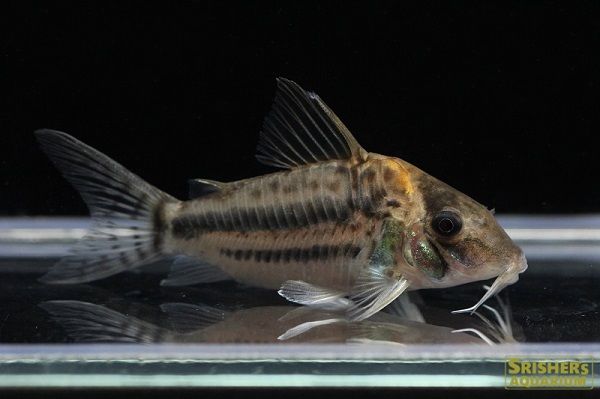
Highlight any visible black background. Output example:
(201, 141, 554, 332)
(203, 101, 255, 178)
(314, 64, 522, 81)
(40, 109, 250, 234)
(2, 1, 600, 215)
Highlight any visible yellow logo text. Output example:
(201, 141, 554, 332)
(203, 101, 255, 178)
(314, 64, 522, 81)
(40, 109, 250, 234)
(505, 358, 593, 390)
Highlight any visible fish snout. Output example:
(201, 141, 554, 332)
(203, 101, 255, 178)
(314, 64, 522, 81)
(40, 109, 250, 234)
(513, 250, 528, 274)
(503, 250, 528, 285)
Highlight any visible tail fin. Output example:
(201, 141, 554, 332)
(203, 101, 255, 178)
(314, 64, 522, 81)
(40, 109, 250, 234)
(36, 129, 177, 284)
(40, 300, 167, 343)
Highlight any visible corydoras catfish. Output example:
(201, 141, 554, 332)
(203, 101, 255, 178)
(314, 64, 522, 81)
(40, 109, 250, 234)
(36, 78, 527, 320)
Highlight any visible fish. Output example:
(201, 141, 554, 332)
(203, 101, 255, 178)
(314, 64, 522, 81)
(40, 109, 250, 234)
(39, 300, 514, 345)
(35, 78, 528, 320)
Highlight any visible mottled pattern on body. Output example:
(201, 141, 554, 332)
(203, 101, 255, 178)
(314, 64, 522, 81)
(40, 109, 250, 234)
(165, 158, 415, 290)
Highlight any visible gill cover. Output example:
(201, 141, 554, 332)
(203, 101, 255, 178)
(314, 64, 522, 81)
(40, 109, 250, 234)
(403, 224, 446, 280)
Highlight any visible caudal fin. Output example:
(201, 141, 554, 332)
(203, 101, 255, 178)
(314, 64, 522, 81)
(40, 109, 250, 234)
(40, 300, 167, 343)
(36, 129, 178, 284)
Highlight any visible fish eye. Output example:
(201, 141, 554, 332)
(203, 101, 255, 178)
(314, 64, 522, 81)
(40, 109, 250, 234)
(432, 211, 462, 237)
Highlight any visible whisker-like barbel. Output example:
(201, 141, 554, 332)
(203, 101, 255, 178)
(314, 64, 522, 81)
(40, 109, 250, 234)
(452, 258, 526, 314)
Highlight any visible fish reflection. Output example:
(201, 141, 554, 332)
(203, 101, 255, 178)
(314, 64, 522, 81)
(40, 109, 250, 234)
(40, 295, 517, 345)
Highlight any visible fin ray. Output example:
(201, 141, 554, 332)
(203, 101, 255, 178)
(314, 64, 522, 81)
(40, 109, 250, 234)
(278, 318, 344, 341)
(160, 255, 232, 286)
(256, 78, 367, 169)
(386, 294, 426, 323)
(348, 268, 410, 321)
(278, 280, 353, 310)
(36, 129, 176, 284)
(40, 300, 166, 343)
(188, 179, 228, 199)
(160, 303, 228, 333)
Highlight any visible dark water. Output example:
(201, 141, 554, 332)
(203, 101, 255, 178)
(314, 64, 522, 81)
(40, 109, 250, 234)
(0, 258, 597, 344)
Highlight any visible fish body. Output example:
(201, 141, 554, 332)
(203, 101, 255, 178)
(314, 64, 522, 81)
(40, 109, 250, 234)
(36, 78, 527, 320)
(166, 155, 412, 291)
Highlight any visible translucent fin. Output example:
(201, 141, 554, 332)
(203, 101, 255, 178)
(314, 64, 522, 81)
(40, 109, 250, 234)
(386, 294, 425, 323)
(188, 178, 227, 199)
(160, 255, 232, 286)
(278, 280, 353, 311)
(256, 78, 367, 169)
(348, 268, 410, 321)
(278, 318, 344, 341)
(35, 130, 177, 284)
(160, 303, 228, 333)
(39, 300, 166, 343)
(277, 306, 324, 323)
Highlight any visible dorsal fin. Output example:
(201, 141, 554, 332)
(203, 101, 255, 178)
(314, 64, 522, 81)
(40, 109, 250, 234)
(256, 78, 367, 169)
(188, 178, 228, 199)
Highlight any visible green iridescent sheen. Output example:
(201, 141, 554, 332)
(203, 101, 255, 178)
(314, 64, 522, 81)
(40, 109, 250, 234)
(413, 238, 445, 279)
(369, 218, 403, 267)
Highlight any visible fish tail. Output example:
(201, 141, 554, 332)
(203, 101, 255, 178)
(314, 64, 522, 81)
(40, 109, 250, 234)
(35, 129, 178, 284)
(40, 300, 167, 343)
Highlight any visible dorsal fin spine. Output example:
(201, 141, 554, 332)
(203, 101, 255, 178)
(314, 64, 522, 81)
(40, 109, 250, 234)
(256, 78, 367, 169)
(270, 107, 311, 164)
(278, 83, 333, 159)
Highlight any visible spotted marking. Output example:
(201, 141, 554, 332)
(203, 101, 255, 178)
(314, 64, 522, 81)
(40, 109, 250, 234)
(386, 199, 401, 208)
(250, 189, 262, 199)
(328, 180, 341, 193)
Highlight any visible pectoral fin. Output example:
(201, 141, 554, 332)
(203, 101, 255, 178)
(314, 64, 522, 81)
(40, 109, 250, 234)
(277, 269, 410, 321)
(347, 217, 410, 321)
(348, 268, 410, 321)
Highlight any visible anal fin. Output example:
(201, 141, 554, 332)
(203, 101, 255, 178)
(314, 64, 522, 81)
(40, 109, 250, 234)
(160, 255, 232, 286)
(160, 303, 228, 333)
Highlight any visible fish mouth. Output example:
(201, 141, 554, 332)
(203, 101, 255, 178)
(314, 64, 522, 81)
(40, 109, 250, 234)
(452, 253, 528, 314)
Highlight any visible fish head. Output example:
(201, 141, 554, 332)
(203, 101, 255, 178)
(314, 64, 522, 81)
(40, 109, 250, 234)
(399, 168, 527, 312)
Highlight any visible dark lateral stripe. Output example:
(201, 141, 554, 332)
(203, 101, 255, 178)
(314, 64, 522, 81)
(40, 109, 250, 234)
(219, 244, 362, 264)
(151, 199, 167, 250)
(171, 199, 352, 239)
